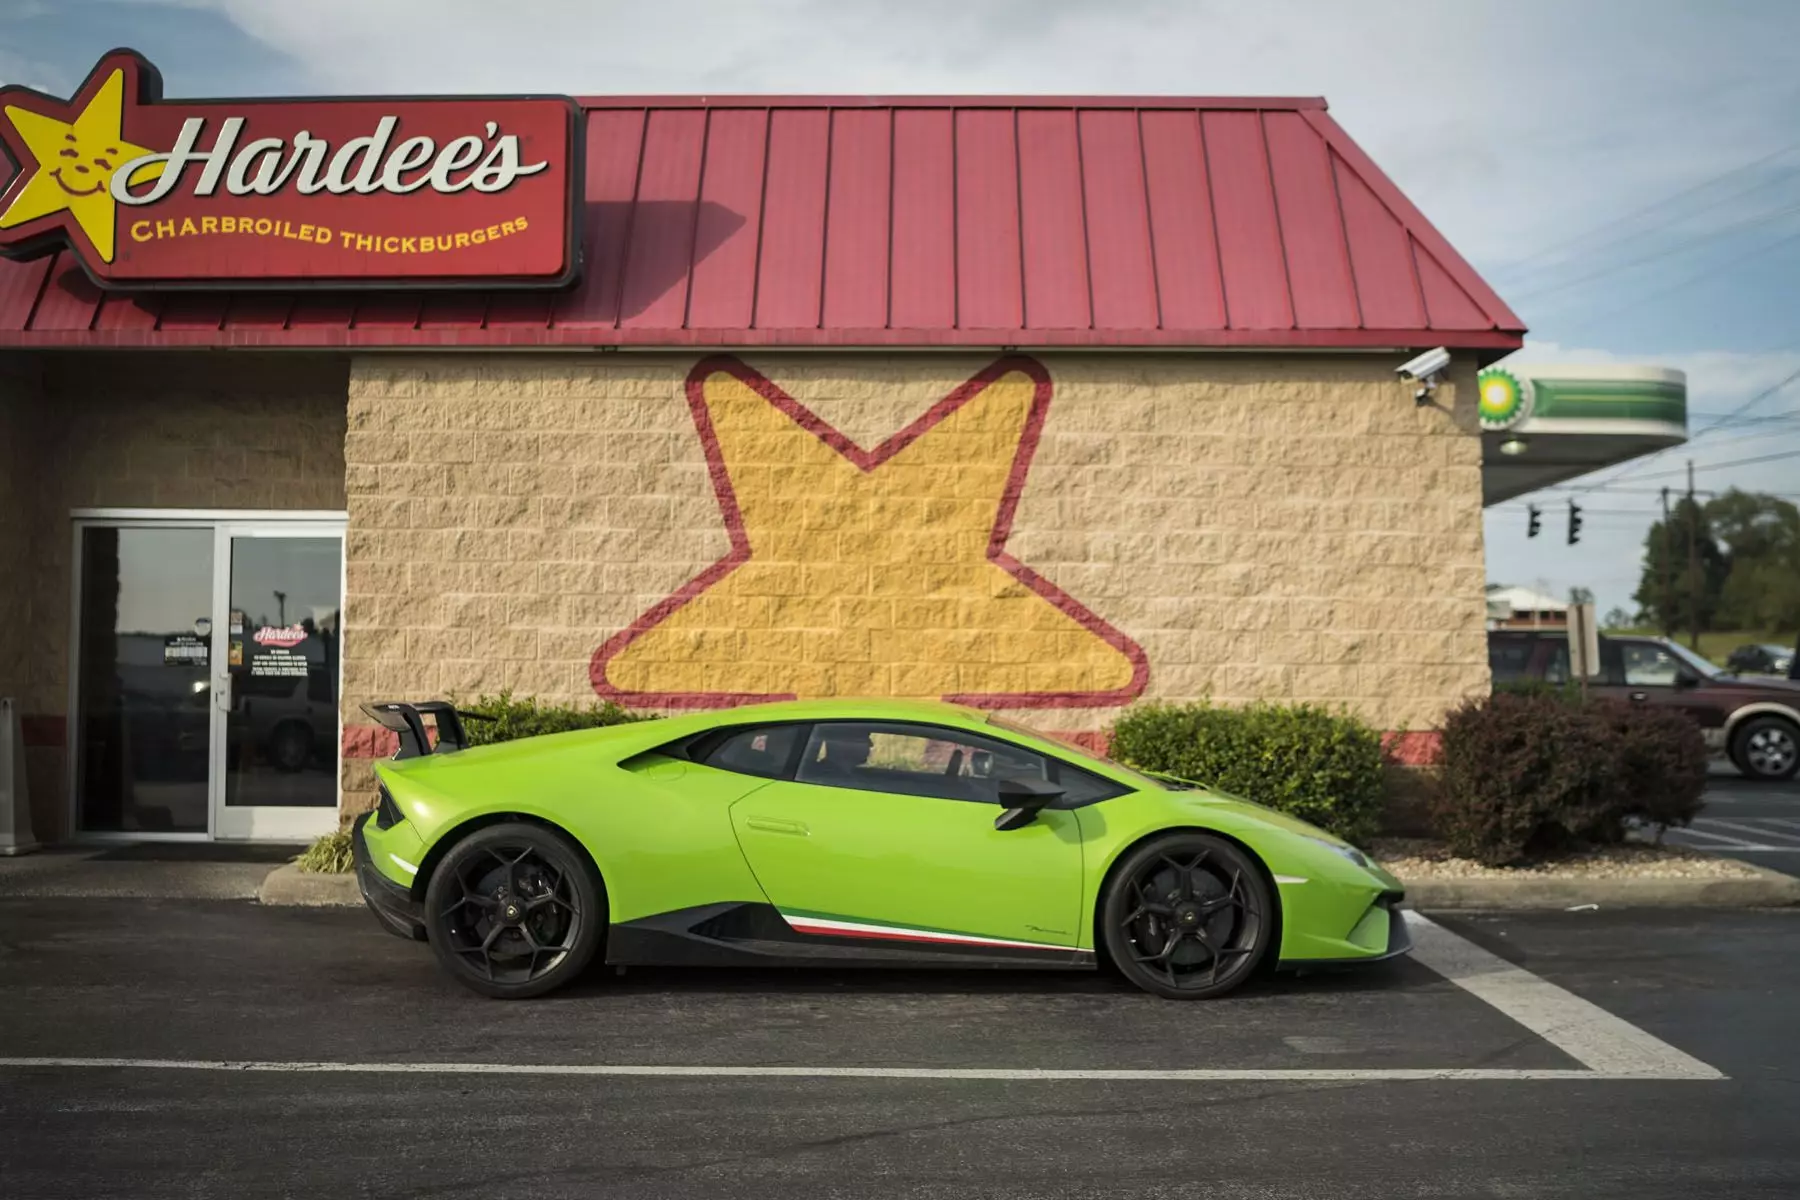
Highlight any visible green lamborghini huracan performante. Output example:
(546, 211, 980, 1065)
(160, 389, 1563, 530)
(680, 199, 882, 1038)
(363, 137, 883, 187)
(352, 698, 1409, 1001)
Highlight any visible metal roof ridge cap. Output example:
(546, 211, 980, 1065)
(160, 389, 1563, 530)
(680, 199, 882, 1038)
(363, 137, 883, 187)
(574, 95, 1329, 111)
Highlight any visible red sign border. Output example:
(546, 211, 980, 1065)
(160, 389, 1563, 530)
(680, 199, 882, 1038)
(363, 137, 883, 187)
(0, 47, 585, 293)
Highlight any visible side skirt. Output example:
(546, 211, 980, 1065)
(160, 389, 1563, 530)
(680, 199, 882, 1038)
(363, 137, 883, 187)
(606, 902, 1095, 972)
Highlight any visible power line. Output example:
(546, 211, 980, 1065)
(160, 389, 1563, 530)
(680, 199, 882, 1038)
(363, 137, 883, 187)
(1625, 447, 1800, 482)
(1552, 225, 1800, 331)
(1514, 199, 1800, 303)
(1504, 164, 1800, 285)
(1504, 137, 1800, 272)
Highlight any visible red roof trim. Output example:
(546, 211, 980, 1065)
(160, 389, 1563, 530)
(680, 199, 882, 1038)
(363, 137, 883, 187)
(0, 326, 1522, 350)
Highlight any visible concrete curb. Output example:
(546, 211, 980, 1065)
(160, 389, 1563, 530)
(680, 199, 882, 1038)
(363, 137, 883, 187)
(1399, 862, 1800, 909)
(258, 863, 360, 907)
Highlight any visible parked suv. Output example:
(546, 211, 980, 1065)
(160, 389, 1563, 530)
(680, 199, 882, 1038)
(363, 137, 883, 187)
(1488, 630, 1800, 781)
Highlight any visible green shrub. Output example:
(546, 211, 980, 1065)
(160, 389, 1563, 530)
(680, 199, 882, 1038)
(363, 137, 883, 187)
(295, 830, 354, 874)
(1601, 701, 1708, 840)
(1431, 693, 1709, 865)
(455, 689, 651, 746)
(1108, 701, 1386, 843)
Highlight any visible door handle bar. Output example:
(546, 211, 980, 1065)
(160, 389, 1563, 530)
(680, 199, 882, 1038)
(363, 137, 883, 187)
(744, 817, 809, 836)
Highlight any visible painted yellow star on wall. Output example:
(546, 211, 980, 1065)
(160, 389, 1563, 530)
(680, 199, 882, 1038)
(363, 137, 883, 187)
(0, 68, 163, 263)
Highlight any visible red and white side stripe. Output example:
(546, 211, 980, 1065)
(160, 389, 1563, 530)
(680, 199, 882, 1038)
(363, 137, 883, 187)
(779, 912, 1064, 952)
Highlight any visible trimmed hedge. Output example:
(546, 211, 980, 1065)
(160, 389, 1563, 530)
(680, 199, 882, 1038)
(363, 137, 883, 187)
(1108, 701, 1386, 843)
(1433, 692, 1707, 865)
(455, 690, 651, 746)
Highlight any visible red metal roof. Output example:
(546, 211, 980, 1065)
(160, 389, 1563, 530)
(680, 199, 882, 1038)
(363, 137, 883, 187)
(0, 97, 1523, 351)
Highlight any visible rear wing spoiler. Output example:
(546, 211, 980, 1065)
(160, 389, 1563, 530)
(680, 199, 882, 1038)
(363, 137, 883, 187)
(360, 701, 495, 759)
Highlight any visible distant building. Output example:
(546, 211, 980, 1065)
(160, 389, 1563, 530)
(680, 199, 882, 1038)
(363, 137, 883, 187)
(1486, 587, 1569, 629)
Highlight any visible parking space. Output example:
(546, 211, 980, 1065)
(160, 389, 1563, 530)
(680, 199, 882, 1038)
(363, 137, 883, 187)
(3, 899, 1796, 1199)
(1668, 770, 1800, 875)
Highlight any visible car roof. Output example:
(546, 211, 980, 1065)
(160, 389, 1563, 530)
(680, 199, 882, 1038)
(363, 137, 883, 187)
(685, 697, 989, 726)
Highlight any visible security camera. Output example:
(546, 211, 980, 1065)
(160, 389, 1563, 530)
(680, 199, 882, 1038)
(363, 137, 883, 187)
(1396, 347, 1452, 381)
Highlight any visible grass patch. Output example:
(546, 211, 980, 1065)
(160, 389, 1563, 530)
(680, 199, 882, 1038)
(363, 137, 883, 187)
(294, 830, 354, 874)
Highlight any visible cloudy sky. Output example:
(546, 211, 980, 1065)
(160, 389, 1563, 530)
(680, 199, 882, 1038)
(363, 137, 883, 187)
(5, 0, 1800, 625)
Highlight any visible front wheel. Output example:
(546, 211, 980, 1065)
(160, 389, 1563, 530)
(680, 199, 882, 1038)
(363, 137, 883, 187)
(1732, 716, 1800, 781)
(423, 823, 604, 999)
(1100, 833, 1273, 1000)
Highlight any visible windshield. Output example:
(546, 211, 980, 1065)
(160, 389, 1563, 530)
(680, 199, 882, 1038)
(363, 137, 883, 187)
(1660, 640, 1723, 679)
(984, 714, 1194, 790)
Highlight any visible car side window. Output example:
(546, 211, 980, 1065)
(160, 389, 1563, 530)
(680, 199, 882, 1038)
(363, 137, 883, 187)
(794, 721, 1121, 806)
(1622, 644, 1681, 687)
(1543, 639, 1571, 685)
(695, 725, 805, 780)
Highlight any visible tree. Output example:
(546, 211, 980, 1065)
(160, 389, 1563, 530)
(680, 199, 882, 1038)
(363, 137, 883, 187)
(1568, 586, 1595, 606)
(1601, 606, 1633, 630)
(1705, 489, 1800, 632)
(1633, 496, 1728, 639)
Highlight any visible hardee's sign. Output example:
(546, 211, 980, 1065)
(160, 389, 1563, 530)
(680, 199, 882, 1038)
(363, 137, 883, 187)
(0, 49, 580, 289)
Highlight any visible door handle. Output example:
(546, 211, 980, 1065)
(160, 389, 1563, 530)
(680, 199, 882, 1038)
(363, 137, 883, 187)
(745, 817, 809, 836)
(1630, 691, 1648, 703)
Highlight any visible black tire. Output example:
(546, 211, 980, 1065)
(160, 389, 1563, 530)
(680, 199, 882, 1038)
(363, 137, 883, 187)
(423, 823, 604, 1000)
(1731, 716, 1800, 782)
(1100, 832, 1273, 1000)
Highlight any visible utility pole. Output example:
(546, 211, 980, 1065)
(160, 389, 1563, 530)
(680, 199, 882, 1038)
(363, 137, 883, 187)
(1686, 461, 1700, 651)
(1660, 487, 1673, 638)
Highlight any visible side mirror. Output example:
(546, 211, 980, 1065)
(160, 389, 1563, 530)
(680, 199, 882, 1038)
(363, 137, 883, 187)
(994, 777, 1063, 831)
(1673, 671, 1699, 690)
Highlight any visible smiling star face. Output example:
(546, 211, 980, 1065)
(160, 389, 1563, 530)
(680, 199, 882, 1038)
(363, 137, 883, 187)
(0, 68, 163, 263)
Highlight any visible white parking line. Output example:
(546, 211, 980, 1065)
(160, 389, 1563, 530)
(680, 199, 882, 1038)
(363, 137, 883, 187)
(0, 1058, 1705, 1082)
(1668, 826, 1776, 850)
(1402, 913, 1722, 1080)
(1693, 818, 1800, 845)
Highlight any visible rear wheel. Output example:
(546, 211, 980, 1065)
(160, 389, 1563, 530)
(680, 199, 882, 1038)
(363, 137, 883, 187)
(423, 823, 603, 999)
(1732, 716, 1800, 781)
(1100, 833, 1272, 1000)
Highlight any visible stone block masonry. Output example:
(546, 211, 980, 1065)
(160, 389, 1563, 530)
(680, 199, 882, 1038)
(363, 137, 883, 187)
(340, 351, 1489, 818)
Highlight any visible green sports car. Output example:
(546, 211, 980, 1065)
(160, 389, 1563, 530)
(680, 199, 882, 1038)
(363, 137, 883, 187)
(352, 698, 1409, 1001)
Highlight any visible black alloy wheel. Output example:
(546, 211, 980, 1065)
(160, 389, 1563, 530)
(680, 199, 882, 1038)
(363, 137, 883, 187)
(1101, 833, 1273, 1000)
(1732, 716, 1800, 782)
(423, 823, 603, 999)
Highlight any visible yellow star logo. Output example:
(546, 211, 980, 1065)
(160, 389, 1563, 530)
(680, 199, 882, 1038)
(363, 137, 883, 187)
(0, 66, 163, 263)
(592, 357, 1149, 708)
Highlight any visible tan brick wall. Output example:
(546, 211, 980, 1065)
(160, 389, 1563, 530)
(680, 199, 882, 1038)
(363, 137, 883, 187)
(16, 352, 348, 838)
(342, 351, 1489, 814)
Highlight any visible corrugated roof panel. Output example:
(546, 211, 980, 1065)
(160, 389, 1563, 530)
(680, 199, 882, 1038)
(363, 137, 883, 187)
(0, 96, 1523, 350)
(686, 108, 767, 330)
(1413, 239, 1493, 331)
(1076, 110, 1159, 331)
(955, 109, 1023, 330)
(889, 108, 956, 330)
(754, 108, 830, 330)
(1332, 149, 1427, 330)
(619, 108, 705, 329)
(1263, 111, 1360, 330)
(1017, 109, 1091, 330)
(1203, 111, 1293, 330)
(555, 107, 647, 328)
(821, 108, 891, 330)
(1139, 110, 1227, 330)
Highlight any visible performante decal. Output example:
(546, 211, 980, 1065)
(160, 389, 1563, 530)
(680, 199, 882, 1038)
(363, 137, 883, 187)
(778, 909, 1071, 951)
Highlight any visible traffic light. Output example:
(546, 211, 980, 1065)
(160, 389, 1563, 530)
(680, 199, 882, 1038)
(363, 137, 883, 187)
(1567, 501, 1583, 545)
(1527, 504, 1541, 538)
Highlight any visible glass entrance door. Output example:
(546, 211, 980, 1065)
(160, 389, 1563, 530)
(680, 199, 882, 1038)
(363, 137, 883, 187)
(210, 523, 344, 841)
(71, 515, 345, 841)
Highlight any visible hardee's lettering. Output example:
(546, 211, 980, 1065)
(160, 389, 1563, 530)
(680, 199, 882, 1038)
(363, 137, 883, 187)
(113, 116, 549, 204)
(0, 48, 579, 288)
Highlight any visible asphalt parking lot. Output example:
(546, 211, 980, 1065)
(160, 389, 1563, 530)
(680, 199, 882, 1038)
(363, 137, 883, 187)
(2, 897, 1798, 1199)
(1667, 768, 1800, 876)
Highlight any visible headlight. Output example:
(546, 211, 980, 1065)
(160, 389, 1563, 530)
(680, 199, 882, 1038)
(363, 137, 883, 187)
(1303, 835, 1372, 870)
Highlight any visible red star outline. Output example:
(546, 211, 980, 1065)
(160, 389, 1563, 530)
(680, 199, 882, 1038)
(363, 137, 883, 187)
(589, 354, 1151, 710)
